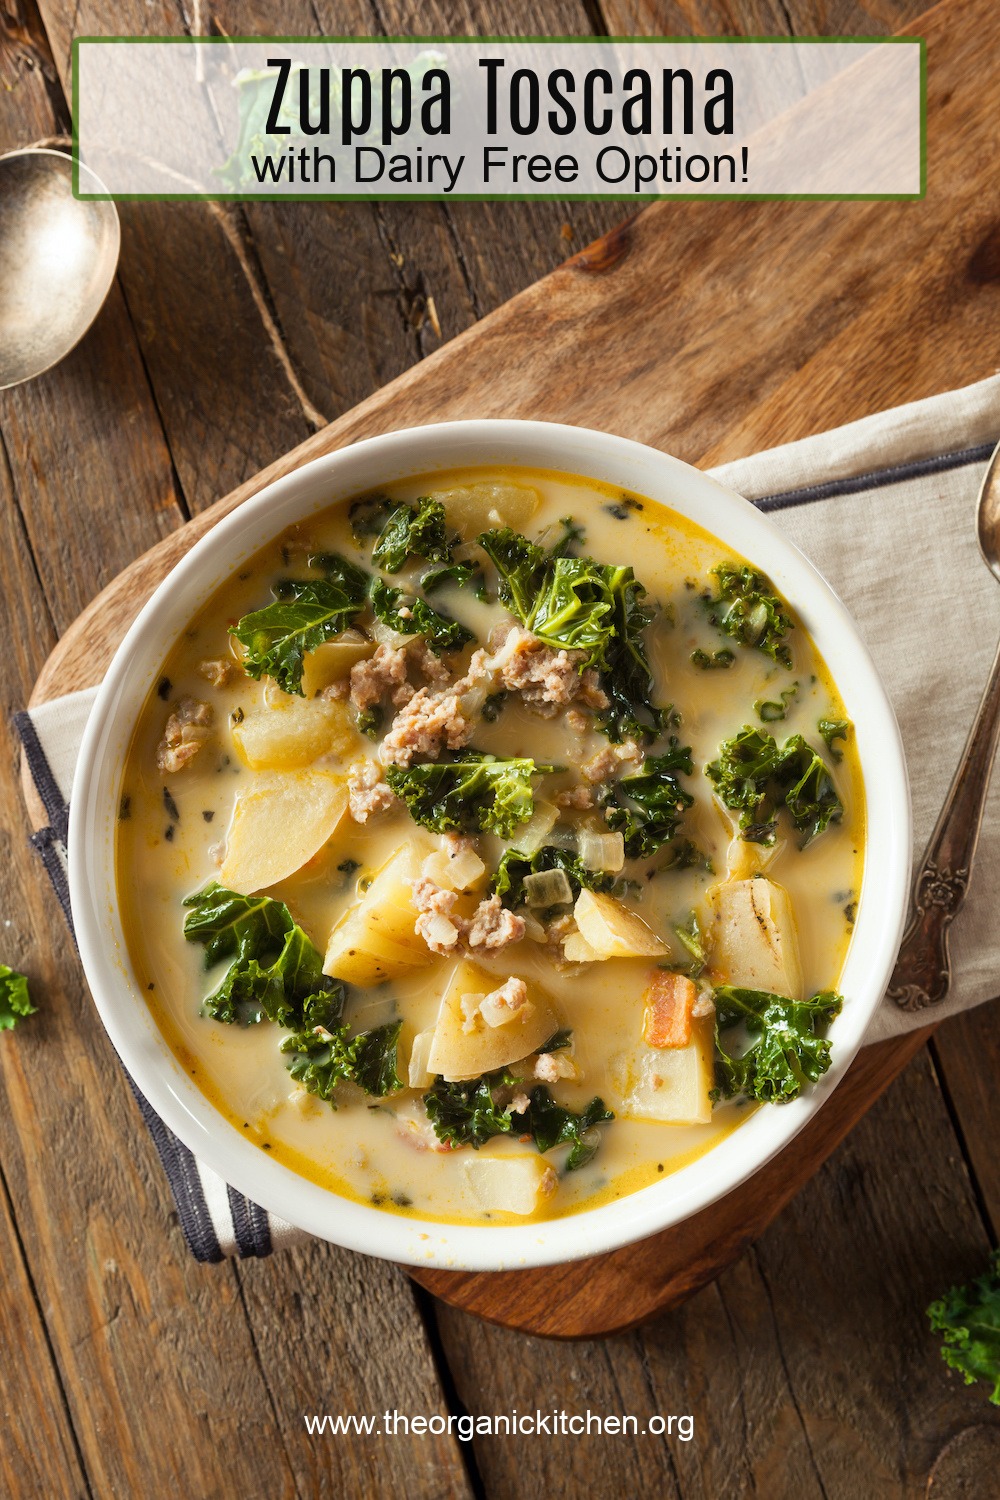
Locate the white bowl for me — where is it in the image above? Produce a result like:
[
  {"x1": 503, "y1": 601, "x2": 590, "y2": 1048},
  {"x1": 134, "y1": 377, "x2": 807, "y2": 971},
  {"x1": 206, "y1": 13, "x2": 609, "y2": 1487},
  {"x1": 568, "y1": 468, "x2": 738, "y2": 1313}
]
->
[{"x1": 69, "y1": 420, "x2": 911, "y2": 1271}]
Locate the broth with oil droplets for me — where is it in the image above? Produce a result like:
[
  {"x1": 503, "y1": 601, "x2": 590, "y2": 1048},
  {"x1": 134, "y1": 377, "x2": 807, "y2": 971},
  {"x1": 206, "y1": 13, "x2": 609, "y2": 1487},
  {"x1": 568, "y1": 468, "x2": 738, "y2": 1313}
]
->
[{"x1": 117, "y1": 467, "x2": 864, "y2": 1226}]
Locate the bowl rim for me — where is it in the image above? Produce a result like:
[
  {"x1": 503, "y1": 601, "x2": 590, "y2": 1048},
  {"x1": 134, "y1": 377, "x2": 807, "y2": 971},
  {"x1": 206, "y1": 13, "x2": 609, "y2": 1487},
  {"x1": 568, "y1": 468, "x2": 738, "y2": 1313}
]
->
[{"x1": 68, "y1": 418, "x2": 911, "y2": 1272}]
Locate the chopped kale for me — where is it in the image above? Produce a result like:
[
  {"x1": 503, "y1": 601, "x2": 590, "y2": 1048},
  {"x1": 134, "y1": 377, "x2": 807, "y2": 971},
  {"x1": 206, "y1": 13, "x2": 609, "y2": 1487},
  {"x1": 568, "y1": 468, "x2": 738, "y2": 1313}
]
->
[
  {"x1": 346, "y1": 1020, "x2": 404, "y2": 1098},
  {"x1": 281, "y1": 1025, "x2": 354, "y2": 1103},
  {"x1": 301, "y1": 552, "x2": 370, "y2": 599},
  {"x1": 481, "y1": 691, "x2": 508, "y2": 723},
  {"x1": 819, "y1": 717, "x2": 852, "y2": 762},
  {"x1": 348, "y1": 494, "x2": 396, "y2": 539},
  {"x1": 755, "y1": 682, "x2": 799, "y2": 722},
  {"x1": 673, "y1": 913, "x2": 707, "y2": 977},
  {"x1": 421, "y1": 559, "x2": 487, "y2": 600},
  {"x1": 231, "y1": 577, "x2": 366, "y2": 695},
  {"x1": 706, "y1": 726, "x2": 842, "y2": 846},
  {"x1": 548, "y1": 516, "x2": 586, "y2": 557},
  {"x1": 691, "y1": 647, "x2": 736, "y2": 670},
  {"x1": 0, "y1": 965, "x2": 36, "y2": 1032},
  {"x1": 183, "y1": 883, "x2": 343, "y2": 1029},
  {"x1": 385, "y1": 753, "x2": 555, "y2": 838},
  {"x1": 703, "y1": 563, "x2": 794, "y2": 669},
  {"x1": 491, "y1": 846, "x2": 614, "y2": 908},
  {"x1": 478, "y1": 526, "x2": 667, "y2": 744},
  {"x1": 713, "y1": 986, "x2": 843, "y2": 1103},
  {"x1": 424, "y1": 1069, "x2": 613, "y2": 1169},
  {"x1": 369, "y1": 577, "x2": 475, "y2": 655},
  {"x1": 601, "y1": 740, "x2": 695, "y2": 858},
  {"x1": 372, "y1": 497, "x2": 451, "y2": 572},
  {"x1": 538, "y1": 1028, "x2": 573, "y2": 1053},
  {"x1": 928, "y1": 1252, "x2": 1000, "y2": 1404}
]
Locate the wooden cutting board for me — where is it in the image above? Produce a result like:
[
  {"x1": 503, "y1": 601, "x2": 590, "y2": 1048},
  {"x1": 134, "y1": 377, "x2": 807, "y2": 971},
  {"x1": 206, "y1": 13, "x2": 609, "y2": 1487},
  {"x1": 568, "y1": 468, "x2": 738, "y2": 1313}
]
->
[{"x1": 23, "y1": 0, "x2": 994, "y2": 1336}]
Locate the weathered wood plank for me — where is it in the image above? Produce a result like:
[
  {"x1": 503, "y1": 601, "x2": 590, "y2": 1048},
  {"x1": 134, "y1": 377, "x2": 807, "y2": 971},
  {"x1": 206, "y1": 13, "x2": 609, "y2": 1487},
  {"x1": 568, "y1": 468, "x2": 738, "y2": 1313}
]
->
[{"x1": 930, "y1": 1002, "x2": 1000, "y2": 1240}]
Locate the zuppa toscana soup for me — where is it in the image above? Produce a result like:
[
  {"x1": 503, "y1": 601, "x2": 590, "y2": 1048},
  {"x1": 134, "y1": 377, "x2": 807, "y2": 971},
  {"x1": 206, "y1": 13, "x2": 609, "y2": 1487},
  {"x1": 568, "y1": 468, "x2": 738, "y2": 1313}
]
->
[{"x1": 117, "y1": 467, "x2": 864, "y2": 1225}]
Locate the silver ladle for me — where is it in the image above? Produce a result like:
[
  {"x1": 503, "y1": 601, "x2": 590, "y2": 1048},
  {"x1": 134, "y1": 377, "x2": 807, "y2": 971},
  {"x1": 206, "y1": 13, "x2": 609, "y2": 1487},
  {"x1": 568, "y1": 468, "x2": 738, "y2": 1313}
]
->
[
  {"x1": 0, "y1": 148, "x2": 120, "y2": 390},
  {"x1": 889, "y1": 436, "x2": 1000, "y2": 1010}
]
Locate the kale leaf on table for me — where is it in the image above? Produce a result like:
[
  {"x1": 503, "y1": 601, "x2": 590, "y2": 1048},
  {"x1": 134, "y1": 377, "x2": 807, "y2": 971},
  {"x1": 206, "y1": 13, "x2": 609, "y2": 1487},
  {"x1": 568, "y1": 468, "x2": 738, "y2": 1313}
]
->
[
  {"x1": 385, "y1": 752, "x2": 555, "y2": 838},
  {"x1": 706, "y1": 725, "x2": 842, "y2": 846},
  {"x1": 601, "y1": 740, "x2": 695, "y2": 858},
  {"x1": 0, "y1": 965, "x2": 36, "y2": 1031},
  {"x1": 703, "y1": 562, "x2": 794, "y2": 668},
  {"x1": 928, "y1": 1252, "x2": 1000, "y2": 1404},
  {"x1": 230, "y1": 575, "x2": 366, "y2": 695},
  {"x1": 712, "y1": 985, "x2": 843, "y2": 1103}
]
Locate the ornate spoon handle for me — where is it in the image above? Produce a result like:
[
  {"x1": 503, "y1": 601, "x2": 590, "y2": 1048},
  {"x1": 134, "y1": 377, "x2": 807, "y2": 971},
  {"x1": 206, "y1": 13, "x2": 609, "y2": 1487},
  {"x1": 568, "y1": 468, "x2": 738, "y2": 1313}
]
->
[{"x1": 888, "y1": 632, "x2": 1000, "y2": 1011}]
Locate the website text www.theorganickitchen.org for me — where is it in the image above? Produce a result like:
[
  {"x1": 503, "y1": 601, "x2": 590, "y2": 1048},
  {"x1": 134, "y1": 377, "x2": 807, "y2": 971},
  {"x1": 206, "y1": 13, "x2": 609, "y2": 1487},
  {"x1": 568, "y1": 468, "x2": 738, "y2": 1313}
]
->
[{"x1": 303, "y1": 1409, "x2": 694, "y2": 1440}]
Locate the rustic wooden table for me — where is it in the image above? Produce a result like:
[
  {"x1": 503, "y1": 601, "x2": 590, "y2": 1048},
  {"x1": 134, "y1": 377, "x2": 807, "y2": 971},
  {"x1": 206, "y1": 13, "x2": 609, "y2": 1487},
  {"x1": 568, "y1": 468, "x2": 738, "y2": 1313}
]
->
[{"x1": 3, "y1": 1, "x2": 1000, "y2": 1496}]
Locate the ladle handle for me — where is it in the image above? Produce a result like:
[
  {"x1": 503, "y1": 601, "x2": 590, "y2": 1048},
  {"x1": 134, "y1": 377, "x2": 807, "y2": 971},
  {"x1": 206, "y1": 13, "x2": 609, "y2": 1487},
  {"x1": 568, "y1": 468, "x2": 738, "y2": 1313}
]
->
[{"x1": 888, "y1": 632, "x2": 1000, "y2": 1011}]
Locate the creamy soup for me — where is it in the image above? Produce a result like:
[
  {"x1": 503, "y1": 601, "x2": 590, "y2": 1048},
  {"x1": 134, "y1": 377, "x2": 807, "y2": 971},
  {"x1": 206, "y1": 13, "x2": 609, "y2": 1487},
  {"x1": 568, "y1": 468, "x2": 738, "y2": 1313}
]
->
[{"x1": 117, "y1": 467, "x2": 864, "y2": 1226}]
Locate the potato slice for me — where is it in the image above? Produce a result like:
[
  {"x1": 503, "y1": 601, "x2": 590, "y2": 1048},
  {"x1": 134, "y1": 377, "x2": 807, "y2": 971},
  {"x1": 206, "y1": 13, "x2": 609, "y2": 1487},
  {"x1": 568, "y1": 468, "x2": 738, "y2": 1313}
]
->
[
  {"x1": 611, "y1": 1014, "x2": 714, "y2": 1125},
  {"x1": 220, "y1": 772, "x2": 348, "y2": 894},
  {"x1": 711, "y1": 876, "x2": 802, "y2": 997},
  {"x1": 301, "y1": 633, "x2": 374, "y2": 698},
  {"x1": 573, "y1": 890, "x2": 668, "y2": 959},
  {"x1": 427, "y1": 960, "x2": 558, "y2": 1081},
  {"x1": 323, "y1": 844, "x2": 433, "y2": 985},
  {"x1": 232, "y1": 694, "x2": 357, "y2": 771},
  {"x1": 562, "y1": 932, "x2": 602, "y2": 964},
  {"x1": 463, "y1": 1154, "x2": 554, "y2": 1215},
  {"x1": 407, "y1": 1030, "x2": 435, "y2": 1090},
  {"x1": 433, "y1": 482, "x2": 540, "y2": 537}
]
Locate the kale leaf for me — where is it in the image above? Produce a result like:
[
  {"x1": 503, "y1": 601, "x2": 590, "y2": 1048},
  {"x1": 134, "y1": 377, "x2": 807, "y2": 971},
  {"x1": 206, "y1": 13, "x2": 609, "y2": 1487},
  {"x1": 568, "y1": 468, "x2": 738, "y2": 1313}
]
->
[
  {"x1": 601, "y1": 741, "x2": 695, "y2": 858},
  {"x1": 706, "y1": 726, "x2": 842, "y2": 846},
  {"x1": 755, "y1": 682, "x2": 799, "y2": 722},
  {"x1": 819, "y1": 717, "x2": 852, "y2": 762},
  {"x1": 713, "y1": 986, "x2": 843, "y2": 1103},
  {"x1": 369, "y1": 577, "x2": 475, "y2": 655},
  {"x1": 424, "y1": 1067, "x2": 519, "y2": 1149},
  {"x1": 518, "y1": 1088, "x2": 614, "y2": 1171},
  {"x1": 281, "y1": 1020, "x2": 404, "y2": 1106},
  {"x1": 372, "y1": 497, "x2": 452, "y2": 572},
  {"x1": 350, "y1": 1020, "x2": 404, "y2": 1097},
  {"x1": 231, "y1": 577, "x2": 366, "y2": 695},
  {"x1": 281, "y1": 1025, "x2": 355, "y2": 1102},
  {"x1": 478, "y1": 527, "x2": 667, "y2": 743},
  {"x1": 304, "y1": 552, "x2": 370, "y2": 598},
  {"x1": 424, "y1": 1069, "x2": 614, "y2": 1169},
  {"x1": 183, "y1": 883, "x2": 342, "y2": 1029},
  {"x1": 491, "y1": 846, "x2": 615, "y2": 908},
  {"x1": 349, "y1": 494, "x2": 397, "y2": 538},
  {"x1": 385, "y1": 752, "x2": 555, "y2": 838},
  {"x1": 0, "y1": 965, "x2": 36, "y2": 1031},
  {"x1": 928, "y1": 1252, "x2": 1000, "y2": 1404},
  {"x1": 703, "y1": 563, "x2": 794, "y2": 668},
  {"x1": 547, "y1": 516, "x2": 586, "y2": 558},
  {"x1": 673, "y1": 912, "x2": 707, "y2": 977},
  {"x1": 421, "y1": 560, "x2": 487, "y2": 600},
  {"x1": 691, "y1": 647, "x2": 735, "y2": 670}
]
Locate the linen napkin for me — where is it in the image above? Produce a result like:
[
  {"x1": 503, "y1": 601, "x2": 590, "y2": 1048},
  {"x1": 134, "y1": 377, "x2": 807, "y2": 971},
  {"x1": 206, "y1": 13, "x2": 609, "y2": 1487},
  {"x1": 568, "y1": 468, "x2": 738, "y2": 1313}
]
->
[{"x1": 16, "y1": 374, "x2": 1000, "y2": 1260}]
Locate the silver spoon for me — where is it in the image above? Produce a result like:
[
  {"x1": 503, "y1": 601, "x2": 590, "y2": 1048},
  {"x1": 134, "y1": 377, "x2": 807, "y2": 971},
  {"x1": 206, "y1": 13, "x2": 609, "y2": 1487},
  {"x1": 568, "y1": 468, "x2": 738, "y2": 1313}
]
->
[
  {"x1": 0, "y1": 149, "x2": 120, "y2": 391},
  {"x1": 888, "y1": 435, "x2": 1000, "y2": 1011}
]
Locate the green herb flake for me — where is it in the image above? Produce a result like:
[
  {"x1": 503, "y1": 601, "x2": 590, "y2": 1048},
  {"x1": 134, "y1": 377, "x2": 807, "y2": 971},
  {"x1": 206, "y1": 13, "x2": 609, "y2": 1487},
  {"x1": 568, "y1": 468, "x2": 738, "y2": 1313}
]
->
[{"x1": 0, "y1": 966, "x2": 36, "y2": 1032}]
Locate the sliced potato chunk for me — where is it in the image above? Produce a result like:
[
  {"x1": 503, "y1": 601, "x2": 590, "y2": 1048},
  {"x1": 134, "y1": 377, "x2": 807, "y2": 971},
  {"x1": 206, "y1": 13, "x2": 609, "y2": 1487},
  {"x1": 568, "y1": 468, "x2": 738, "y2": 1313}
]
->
[
  {"x1": 323, "y1": 844, "x2": 433, "y2": 985},
  {"x1": 433, "y1": 482, "x2": 540, "y2": 537},
  {"x1": 711, "y1": 875, "x2": 802, "y2": 997},
  {"x1": 220, "y1": 772, "x2": 348, "y2": 894},
  {"x1": 301, "y1": 632, "x2": 374, "y2": 698},
  {"x1": 463, "y1": 1154, "x2": 555, "y2": 1216},
  {"x1": 407, "y1": 1030, "x2": 435, "y2": 1090},
  {"x1": 232, "y1": 694, "x2": 358, "y2": 771},
  {"x1": 573, "y1": 890, "x2": 668, "y2": 960},
  {"x1": 427, "y1": 960, "x2": 558, "y2": 1081},
  {"x1": 611, "y1": 1014, "x2": 714, "y2": 1125},
  {"x1": 562, "y1": 932, "x2": 602, "y2": 964}
]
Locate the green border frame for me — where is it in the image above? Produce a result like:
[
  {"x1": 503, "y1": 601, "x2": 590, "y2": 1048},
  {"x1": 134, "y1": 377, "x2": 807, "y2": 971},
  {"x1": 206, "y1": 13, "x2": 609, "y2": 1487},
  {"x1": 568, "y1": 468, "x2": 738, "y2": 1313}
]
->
[{"x1": 70, "y1": 34, "x2": 927, "y2": 203}]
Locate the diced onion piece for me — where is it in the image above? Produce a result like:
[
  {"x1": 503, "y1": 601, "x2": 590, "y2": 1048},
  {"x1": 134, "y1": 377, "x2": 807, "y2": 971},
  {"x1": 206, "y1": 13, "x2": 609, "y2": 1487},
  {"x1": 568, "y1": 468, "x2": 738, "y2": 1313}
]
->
[
  {"x1": 421, "y1": 845, "x2": 486, "y2": 892},
  {"x1": 408, "y1": 1030, "x2": 435, "y2": 1089},
  {"x1": 577, "y1": 828, "x2": 625, "y2": 873},
  {"x1": 523, "y1": 868, "x2": 574, "y2": 908},
  {"x1": 521, "y1": 913, "x2": 547, "y2": 943},
  {"x1": 510, "y1": 800, "x2": 558, "y2": 856}
]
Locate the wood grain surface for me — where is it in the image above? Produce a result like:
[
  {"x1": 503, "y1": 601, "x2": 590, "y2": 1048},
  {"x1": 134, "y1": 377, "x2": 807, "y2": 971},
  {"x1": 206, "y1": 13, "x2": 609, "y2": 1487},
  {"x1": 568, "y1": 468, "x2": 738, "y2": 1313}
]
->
[{"x1": 4, "y1": 0, "x2": 1000, "y2": 1495}]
